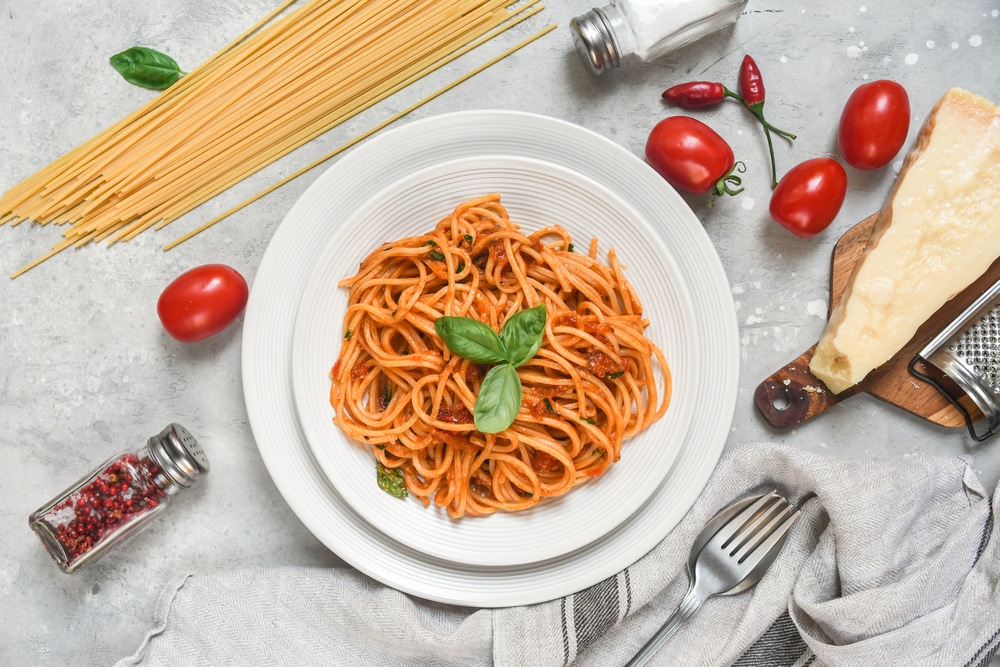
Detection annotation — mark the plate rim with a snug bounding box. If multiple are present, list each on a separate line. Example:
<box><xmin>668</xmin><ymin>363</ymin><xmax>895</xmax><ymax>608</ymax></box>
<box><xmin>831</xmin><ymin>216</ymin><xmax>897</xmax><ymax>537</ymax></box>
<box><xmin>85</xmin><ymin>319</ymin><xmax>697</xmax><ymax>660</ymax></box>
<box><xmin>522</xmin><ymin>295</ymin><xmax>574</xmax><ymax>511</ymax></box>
<box><xmin>288</xmin><ymin>152</ymin><xmax>697</xmax><ymax>567</ymax></box>
<box><xmin>242</xmin><ymin>108</ymin><xmax>739</xmax><ymax>607</ymax></box>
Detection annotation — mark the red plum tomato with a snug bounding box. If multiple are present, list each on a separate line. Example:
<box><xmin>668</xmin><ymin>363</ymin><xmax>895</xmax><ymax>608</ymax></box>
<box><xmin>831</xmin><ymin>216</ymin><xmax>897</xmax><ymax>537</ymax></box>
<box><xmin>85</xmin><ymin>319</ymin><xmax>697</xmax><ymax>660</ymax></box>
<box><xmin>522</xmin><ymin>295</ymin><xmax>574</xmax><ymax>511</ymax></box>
<box><xmin>838</xmin><ymin>80</ymin><xmax>910</xmax><ymax>170</ymax></box>
<box><xmin>645</xmin><ymin>116</ymin><xmax>742</xmax><ymax>198</ymax></box>
<box><xmin>157</xmin><ymin>264</ymin><xmax>249</xmax><ymax>342</ymax></box>
<box><xmin>769</xmin><ymin>158</ymin><xmax>848</xmax><ymax>238</ymax></box>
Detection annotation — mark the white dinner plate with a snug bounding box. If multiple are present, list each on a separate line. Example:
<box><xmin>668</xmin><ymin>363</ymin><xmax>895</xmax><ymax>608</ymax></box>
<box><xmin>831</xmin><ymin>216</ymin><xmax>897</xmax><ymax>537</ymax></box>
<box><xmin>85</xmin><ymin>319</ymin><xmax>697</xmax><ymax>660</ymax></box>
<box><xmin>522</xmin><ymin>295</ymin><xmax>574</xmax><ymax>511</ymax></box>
<box><xmin>243</xmin><ymin>110</ymin><xmax>739</xmax><ymax>607</ymax></box>
<box><xmin>291</xmin><ymin>154</ymin><xmax>696</xmax><ymax>567</ymax></box>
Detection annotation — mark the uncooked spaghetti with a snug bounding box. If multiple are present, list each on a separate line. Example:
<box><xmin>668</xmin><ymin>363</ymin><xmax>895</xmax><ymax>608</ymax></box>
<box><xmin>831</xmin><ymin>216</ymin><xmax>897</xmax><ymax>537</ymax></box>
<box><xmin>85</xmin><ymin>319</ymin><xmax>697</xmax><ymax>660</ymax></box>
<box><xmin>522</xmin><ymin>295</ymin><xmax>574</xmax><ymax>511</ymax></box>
<box><xmin>1</xmin><ymin>0</ymin><xmax>549</xmax><ymax>276</ymax></box>
<box><xmin>329</xmin><ymin>193</ymin><xmax>670</xmax><ymax>518</ymax></box>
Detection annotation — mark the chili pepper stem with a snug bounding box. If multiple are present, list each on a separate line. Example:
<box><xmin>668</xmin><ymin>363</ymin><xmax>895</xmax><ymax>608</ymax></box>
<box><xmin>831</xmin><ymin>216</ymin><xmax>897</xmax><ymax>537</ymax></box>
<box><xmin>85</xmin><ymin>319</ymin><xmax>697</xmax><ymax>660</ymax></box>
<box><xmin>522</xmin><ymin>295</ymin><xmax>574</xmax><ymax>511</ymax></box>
<box><xmin>759</xmin><ymin>117</ymin><xmax>796</xmax><ymax>139</ymax></box>
<box><xmin>746</xmin><ymin>105</ymin><xmax>796</xmax><ymax>140</ymax></box>
<box><xmin>722</xmin><ymin>86</ymin><xmax>743</xmax><ymax>103</ymax></box>
<box><xmin>762</xmin><ymin>126</ymin><xmax>778</xmax><ymax>189</ymax></box>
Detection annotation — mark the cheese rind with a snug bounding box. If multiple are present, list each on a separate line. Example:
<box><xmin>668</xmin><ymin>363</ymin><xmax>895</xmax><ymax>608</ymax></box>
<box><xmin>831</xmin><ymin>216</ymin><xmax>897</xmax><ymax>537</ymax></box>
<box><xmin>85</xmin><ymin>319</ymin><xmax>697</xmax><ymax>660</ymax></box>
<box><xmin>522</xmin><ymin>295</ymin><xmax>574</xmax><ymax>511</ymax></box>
<box><xmin>810</xmin><ymin>88</ymin><xmax>1000</xmax><ymax>394</ymax></box>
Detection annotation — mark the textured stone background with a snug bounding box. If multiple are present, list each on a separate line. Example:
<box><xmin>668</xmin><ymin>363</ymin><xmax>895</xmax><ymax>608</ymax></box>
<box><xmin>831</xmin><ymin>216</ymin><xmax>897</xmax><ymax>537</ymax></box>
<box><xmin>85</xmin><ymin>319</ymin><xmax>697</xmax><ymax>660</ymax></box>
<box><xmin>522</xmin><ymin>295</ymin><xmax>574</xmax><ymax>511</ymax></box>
<box><xmin>1</xmin><ymin>1</ymin><xmax>998</xmax><ymax>664</ymax></box>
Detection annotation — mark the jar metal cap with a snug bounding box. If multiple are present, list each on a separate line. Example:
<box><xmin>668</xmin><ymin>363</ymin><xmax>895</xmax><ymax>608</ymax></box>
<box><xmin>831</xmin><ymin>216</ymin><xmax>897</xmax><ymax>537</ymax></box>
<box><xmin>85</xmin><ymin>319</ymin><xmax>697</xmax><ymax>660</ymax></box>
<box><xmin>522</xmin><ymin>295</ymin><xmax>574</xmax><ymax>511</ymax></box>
<box><xmin>148</xmin><ymin>423</ymin><xmax>209</xmax><ymax>488</ymax></box>
<box><xmin>570</xmin><ymin>8</ymin><xmax>620</xmax><ymax>75</ymax></box>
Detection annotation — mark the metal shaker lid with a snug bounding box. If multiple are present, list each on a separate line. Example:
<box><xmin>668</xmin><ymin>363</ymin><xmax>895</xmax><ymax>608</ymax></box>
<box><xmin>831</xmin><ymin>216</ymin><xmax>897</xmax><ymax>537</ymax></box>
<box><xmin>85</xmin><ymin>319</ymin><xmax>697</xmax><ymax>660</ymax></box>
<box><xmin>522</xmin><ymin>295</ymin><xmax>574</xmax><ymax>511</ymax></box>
<box><xmin>569</xmin><ymin>8</ymin><xmax>621</xmax><ymax>75</ymax></box>
<box><xmin>147</xmin><ymin>423</ymin><xmax>209</xmax><ymax>488</ymax></box>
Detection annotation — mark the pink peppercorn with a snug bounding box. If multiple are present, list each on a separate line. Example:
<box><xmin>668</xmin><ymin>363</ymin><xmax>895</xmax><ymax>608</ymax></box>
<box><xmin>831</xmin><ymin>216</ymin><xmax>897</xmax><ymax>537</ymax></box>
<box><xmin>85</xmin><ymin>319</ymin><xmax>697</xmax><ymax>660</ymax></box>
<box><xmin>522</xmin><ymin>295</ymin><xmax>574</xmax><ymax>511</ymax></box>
<box><xmin>29</xmin><ymin>424</ymin><xmax>208</xmax><ymax>573</ymax></box>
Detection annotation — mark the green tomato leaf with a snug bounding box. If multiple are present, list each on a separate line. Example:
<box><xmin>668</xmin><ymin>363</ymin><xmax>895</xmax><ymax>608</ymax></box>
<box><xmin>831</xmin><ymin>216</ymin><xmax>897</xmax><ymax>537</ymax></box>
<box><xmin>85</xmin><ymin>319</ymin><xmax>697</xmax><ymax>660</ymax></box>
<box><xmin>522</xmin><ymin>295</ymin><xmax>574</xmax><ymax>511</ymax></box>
<box><xmin>500</xmin><ymin>304</ymin><xmax>546</xmax><ymax>367</ymax></box>
<box><xmin>110</xmin><ymin>46</ymin><xmax>186</xmax><ymax>90</ymax></box>
<box><xmin>474</xmin><ymin>363</ymin><xmax>522</xmax><ymax>433</ymax></box>
<box><xmin>435</xmin><ymin>316</ymin><xmax>508</xmax><ymax>364</ymax></box>
<box><xmin>376</xmin><ymin>461</ymin><xmax>408</xmax><ymax>499</ymax></box>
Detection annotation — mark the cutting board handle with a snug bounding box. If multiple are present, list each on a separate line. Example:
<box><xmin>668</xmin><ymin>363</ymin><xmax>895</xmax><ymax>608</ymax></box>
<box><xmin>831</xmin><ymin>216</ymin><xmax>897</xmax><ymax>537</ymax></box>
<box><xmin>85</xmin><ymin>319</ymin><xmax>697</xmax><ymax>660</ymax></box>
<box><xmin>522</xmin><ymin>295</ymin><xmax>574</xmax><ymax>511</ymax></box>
<box><xmin>754</xmin><ymin>346</ymin><xmax>848</xmax><ymax>428</ymax></box>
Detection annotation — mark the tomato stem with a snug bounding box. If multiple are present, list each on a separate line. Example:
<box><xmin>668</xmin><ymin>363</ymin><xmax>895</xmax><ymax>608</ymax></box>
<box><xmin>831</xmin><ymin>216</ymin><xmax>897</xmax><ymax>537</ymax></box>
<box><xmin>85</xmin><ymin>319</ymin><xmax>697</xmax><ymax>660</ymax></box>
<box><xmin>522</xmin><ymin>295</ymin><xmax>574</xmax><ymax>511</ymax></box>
<box><xmin>708</xmin><ymin>161</ymin><xmax>746</xmax><ymax>208</ymax></box>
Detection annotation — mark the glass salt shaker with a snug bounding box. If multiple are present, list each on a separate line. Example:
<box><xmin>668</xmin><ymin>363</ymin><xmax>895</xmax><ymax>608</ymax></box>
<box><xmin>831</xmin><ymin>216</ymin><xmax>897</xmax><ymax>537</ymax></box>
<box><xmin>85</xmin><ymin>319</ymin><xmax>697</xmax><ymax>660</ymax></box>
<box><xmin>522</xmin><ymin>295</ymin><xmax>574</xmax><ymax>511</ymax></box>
<box><xmin>570</xmin><ymin>0</ymin><xmax>749</xmax><ymax>75</ymax></box>
<box><xmin>29</xmin><ymin>423</ymin><xmax>209</xmax><ymax>573</ymax></box>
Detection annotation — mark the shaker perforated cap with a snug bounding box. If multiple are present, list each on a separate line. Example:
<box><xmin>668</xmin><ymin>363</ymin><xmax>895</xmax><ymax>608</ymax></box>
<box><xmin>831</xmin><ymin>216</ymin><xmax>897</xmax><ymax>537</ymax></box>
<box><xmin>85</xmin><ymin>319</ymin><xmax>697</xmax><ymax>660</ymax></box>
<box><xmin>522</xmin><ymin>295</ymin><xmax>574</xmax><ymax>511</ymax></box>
<box><xmin>569</xmin><ymin>8</ymin><xmax>621</xmax><ymax>75</ymax></box>
<box><xmin>147</xmin><ymin>423</ymin><xmax>209</xmax><ymax>488</ymax></box>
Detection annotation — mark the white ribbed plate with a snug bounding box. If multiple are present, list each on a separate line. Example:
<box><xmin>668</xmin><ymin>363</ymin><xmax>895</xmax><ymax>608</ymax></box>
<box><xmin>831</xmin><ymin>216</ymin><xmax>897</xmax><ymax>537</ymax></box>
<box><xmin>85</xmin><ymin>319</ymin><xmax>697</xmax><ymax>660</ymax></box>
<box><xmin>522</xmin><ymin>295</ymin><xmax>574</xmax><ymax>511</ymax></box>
<box><xmin>291</xmin><ymin>155</ymin><xmax>694</xmax><ymax>567</ymax></box>
<box><xmin>243</xmin><ymin>110</ymin><xmax>739</xmax><ymax>607</ymax></box>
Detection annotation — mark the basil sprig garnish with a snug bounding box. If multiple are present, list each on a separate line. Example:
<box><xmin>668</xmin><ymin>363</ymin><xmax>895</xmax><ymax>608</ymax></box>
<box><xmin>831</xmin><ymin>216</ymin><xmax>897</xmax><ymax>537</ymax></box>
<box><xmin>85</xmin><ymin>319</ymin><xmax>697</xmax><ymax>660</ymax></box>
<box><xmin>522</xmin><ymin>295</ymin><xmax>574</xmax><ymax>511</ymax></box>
<box><xmin>434</xmin><ymin>317</ymin><xmax>509</xmax><ymax>364</ymax></box>
<box><xmin>110</xmin><ymin>47</ymin><xmax>186</xmax><ymax>90</ymax></box>
<box><xmin>473</xmin><ymin>362</ymin><xmax>522</xmax><ymax>433</ymax></box>
<box><xmin>435</xmin><ymin>304</ymin><xmax>546</xmax><ymax>434</ymax></box>
<box><xmin>500</xmin><ymin>306</ymin><xmax>547</xmax><ymax>366</ymax></box>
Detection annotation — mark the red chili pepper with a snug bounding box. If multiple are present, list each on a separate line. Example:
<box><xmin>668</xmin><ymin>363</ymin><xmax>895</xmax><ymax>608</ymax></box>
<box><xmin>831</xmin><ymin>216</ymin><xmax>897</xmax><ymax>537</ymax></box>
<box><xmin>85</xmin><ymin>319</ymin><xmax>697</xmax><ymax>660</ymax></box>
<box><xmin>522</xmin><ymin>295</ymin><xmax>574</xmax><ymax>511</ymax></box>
<box><xmin>739</xmin><ymin>55</ymin><xmax>766</xmax><ymax>108</ymax></box>
<box><xmin>738</xmin><ymin>54</ymin><xmax>796</xmax><ymax>189</ymax></box>
<box><xmin>661</xmin><ymin>81</ymin><xmax>741</xmax><ymax>108</ymax></box>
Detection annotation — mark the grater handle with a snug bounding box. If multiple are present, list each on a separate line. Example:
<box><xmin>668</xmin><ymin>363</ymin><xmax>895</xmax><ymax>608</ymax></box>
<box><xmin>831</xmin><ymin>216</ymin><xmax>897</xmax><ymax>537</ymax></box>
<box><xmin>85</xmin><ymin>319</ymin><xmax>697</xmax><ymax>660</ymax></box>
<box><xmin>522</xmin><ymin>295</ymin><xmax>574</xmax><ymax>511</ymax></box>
<box><xmin>908</xmin><ymin>356</ymin><xmax>995</xmax><ymax>441</ymax></box>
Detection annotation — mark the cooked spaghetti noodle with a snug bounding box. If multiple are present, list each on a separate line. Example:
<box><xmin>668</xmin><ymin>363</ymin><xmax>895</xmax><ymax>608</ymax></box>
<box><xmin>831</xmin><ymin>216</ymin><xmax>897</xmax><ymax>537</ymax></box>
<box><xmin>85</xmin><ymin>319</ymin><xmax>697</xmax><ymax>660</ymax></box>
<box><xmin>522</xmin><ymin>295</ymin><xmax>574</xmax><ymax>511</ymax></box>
<box><xmin>330</xmin><ymin>193</ymin><xmax>670</xmax><ymax>518</ymax></box>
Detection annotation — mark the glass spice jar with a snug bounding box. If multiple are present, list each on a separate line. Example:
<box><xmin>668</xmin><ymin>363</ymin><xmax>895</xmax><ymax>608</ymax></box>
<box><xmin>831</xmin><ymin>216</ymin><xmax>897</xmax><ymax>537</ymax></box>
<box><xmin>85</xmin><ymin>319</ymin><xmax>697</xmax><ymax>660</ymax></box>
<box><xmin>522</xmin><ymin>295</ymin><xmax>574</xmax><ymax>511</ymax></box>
<box><xmin>29</xmin><ymin>423</ymin><xmax>209</xmax><ymax>573</ymax></box>
<box><xmin>570</xmin><ymin>0</ymin><xmax>749</xmax><ymax>75</ymax></box>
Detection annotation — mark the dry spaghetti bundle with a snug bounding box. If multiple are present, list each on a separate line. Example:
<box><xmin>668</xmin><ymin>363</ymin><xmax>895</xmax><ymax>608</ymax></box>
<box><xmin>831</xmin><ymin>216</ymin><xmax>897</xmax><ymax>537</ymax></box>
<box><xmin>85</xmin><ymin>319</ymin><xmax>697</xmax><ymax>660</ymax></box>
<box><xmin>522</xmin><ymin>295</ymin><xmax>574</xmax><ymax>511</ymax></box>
<box><xmin>329</xmin><ymin>193</ymin><xmax>671</xmax><ymax>518</ymax></box>
<box><xmin>0</xmin><ymin>0</ymin><xmax>544</xmax><ymax>275</ymax></box>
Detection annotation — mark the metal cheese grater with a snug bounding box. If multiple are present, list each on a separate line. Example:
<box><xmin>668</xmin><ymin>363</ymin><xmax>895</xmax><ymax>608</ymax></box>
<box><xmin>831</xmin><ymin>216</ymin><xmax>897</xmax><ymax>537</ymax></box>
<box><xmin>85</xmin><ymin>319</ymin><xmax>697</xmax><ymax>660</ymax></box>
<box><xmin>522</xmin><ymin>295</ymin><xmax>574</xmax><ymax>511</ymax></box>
<box><xmin>909</xmin><ymin>277</ymin><xmax>1000</xmax><ymax>441</ymax></box>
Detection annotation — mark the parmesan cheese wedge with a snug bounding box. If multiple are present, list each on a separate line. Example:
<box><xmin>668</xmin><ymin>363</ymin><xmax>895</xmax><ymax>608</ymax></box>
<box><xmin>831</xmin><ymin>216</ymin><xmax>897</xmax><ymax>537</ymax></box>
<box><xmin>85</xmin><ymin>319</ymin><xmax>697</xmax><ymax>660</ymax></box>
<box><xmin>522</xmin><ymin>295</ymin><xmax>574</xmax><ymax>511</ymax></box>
<box><xmin>810</xmin><ymin>87</ymin><xmax>1000</xmax><ymax>394</ymax></box>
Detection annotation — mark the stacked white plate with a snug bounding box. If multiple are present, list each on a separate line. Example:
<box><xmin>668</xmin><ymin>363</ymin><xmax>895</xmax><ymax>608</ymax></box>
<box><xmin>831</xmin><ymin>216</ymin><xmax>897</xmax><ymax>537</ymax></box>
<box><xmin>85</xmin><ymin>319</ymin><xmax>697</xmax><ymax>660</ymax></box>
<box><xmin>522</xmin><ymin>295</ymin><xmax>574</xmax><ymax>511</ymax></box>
<box><xmin>242</xmin><ymin>110</ymin><xmax>739</xmax><ymax>607</ymax></box>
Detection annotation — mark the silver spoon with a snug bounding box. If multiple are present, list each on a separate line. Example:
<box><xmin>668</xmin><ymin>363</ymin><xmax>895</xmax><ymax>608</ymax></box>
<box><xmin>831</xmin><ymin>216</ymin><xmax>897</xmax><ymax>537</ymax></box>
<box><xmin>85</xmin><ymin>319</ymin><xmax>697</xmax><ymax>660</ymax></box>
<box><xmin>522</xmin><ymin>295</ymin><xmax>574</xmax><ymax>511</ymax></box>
<box><xmin>626</xmin><ymin>491</ymin><xmax>800</xmax><ymax>666</ymax></box>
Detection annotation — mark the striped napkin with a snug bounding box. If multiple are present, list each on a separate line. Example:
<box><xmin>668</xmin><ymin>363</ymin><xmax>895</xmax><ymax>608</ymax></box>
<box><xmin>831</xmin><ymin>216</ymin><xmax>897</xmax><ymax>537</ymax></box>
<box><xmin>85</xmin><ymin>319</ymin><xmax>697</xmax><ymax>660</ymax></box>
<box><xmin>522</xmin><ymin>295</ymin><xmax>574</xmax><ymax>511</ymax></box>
<box><xmin>115</xmin><ymin>442</ymin><xmax>999</xmax><ymax>666</ymax></box>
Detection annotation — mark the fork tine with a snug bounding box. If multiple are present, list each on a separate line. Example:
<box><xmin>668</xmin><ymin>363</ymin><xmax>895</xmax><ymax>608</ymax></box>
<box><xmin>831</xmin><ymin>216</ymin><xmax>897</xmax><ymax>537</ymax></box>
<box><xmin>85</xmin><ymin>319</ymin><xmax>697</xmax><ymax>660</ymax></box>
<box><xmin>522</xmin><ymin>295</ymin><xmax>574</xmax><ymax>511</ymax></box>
<box><xmin>739</xmin><ymin>508</ymin><xmax>800</xmax><ymax>569</ymax></box>
<box><xmin>733</xmin><ymin>501</ymin><xmax>793</xmax><ymax>562</ymax></box>
<box><xmin>725</xmin><ymin>495</ymin><xmax>790</xmax><ymax>552</ymax></box>
<box><xmin>711</xmin><ymin>491</ymin><xmax>779</xmax><ymax>547</ymax></box>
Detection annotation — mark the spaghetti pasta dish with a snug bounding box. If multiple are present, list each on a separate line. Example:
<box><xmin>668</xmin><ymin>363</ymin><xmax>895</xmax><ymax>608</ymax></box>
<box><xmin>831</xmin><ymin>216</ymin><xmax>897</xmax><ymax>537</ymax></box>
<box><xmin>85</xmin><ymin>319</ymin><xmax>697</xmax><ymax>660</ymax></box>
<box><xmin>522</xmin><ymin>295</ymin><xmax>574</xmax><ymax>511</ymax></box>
<box><xmin>329</xmin><ymin>193</ymin><xmax>670</xmax><ymax>518</ymax></box>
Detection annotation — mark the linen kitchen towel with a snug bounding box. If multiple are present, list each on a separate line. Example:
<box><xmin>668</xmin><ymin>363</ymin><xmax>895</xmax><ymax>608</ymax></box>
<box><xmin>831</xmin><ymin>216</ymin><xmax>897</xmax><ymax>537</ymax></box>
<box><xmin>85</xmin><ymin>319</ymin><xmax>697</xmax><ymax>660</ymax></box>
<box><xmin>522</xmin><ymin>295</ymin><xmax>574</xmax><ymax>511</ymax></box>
<box><xmin>116</xmin><ymin>442</ymin><xmax>1000</xmax><ymax>666</ymax></box>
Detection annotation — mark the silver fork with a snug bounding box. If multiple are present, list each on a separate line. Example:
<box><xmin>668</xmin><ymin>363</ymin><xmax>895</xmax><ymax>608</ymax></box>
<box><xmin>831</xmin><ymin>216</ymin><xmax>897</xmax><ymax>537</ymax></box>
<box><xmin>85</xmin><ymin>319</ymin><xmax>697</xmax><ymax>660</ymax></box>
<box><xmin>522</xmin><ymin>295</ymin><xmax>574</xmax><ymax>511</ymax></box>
<box><xmin>625</xmin><ymin>491</ymin><xmax>800</xmax><ymax>666</ymax></box>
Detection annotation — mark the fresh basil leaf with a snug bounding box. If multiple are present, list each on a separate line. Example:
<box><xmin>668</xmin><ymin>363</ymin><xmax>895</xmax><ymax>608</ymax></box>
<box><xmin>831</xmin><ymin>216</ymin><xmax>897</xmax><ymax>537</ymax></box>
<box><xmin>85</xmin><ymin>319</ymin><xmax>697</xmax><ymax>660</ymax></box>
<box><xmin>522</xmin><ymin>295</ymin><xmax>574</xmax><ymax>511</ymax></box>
<box><xmin>474</xmin><ymin>362</ymin><xmax>522</xmax><ymax>433</ymax></box>
<box><xmin>376</xmin><ymin>461</ymin><xmax>408</xmax><ymax>498</ymax></box>
<box><xmin>500</xmin><ymin>304</ymin><xmax>546</xmax><ymax>367</ymax></box>
<box><xmin>435</xmin><ymin>316</ymin><xmax>508</xmax><ymax>364</ymax></box>
<box><xmin>110</xmin><ymin>46</ymin><xmax>185</xmax><ymax>90</ymax></box>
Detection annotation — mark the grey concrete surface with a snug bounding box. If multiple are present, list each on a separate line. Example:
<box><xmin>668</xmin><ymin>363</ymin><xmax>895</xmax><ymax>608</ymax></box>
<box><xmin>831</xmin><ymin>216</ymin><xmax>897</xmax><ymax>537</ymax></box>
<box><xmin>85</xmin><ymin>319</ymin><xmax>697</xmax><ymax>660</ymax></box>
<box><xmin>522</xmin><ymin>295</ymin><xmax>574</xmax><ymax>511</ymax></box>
<box><xmin>1</xmin><ymin>1</ymin><xmax>998</xmax><ymax>664</ymax></box>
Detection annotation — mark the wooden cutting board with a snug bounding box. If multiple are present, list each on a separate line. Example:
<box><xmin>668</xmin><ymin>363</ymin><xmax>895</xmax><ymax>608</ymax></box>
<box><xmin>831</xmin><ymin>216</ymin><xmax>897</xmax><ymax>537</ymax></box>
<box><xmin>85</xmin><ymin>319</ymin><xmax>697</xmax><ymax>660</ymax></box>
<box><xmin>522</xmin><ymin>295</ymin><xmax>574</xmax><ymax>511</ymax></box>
<box><xmin>754</xmin><ymin>212</ymin><xmax>1000</xmax><ymax>430</ymax></box>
